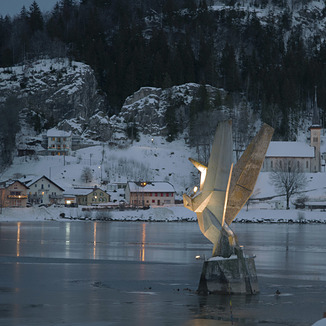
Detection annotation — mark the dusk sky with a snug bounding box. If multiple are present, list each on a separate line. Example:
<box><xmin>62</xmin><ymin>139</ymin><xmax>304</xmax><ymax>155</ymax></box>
<box><xmin>0</xmin><ymin>0</ymin><xmax>62</xmax><ymax>17</ymax></box>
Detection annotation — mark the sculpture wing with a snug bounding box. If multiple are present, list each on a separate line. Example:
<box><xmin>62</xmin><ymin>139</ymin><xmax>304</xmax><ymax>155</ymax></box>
<box><xmin>225</xmin><ymin>123</ymin><xmax>274</xmax><ymax>225</ymax></box>
<box><xmin>203</xmin><ymin>120</ymin><xmax>233</xmax><ymax>195</ymax></box>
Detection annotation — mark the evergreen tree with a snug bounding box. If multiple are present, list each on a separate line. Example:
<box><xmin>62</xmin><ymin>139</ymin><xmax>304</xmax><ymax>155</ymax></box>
<box><xmin>0</xmin><ymin>96</ymin><xmax>21</xmax><ymax>167</ymax></box>
<box><xmin>28</xmin><ymin>1</ymin><xmax>44</xmax><ymax>33</ymax></box>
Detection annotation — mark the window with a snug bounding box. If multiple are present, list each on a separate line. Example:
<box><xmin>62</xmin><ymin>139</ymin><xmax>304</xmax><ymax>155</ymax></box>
<box><xmin>161</xmin><ymin>193</ymin><xmax>163</xmax><ymax>197</ymax></box>
<box><xmin>10</xmin><ymin>191</ymin><xmax>21</xmax><ymax>196</ymax></box>
<box><xmin>52</xmin><ymin>137</ymin><xmax>55</xmax><ymax>141</ymax></box>
<box><xmin>166</xmin><ymin>193</ymin><xmax>169</xmax><ymax>197</ymax></box>
<box><xmin>313</xmin><ymin>137</ymin><xmax>318</xmax><ymax>143</ymax></box>
<box><xmin>35</xmin><ymin>184</ymin><xmax>37</xmax><ymax>188</ymax></box>
<box><xmin>48</xmin><ymin>184</ymin><xmax>50</xmax><ymax>188</ymax></box>
<box><xmin>150</xmin><ymin>193</ymin><xmax>152</xmax><ymax>197</ymax></box>
<box><xmin>155</xmin><ymin>193</ymin><xmax>158</xmax><ymax>197</ymax></box>
<box><xmin>41</xmin><ymin>184</ymin><xmax>44</xmax><ymax>189</ymax></box>
<box><xmin>271</xmin><ymin>161</ymin><xmax>273</xmax><ymax>169</ymax></box>
<box><xmin>306</xmin><ymin>161</ymin><xmax>309</xmax><ymax>168</ymax></box>
<box><xmin>152</xmin><ymin>200</ymin><xmax>155</xmax><ymax>203</ymax></box>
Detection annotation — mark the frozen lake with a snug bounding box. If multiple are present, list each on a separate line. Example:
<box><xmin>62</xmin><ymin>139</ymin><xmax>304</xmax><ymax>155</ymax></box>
<box><xmin>0</xmin><ymin>221</ymin><xmax>325</xmax><ymax>325</ymax></box>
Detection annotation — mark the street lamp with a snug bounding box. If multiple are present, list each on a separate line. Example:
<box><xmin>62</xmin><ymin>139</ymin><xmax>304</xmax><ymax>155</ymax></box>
<box><xmin>98</xmin><ymin>166</ymin><xmax>102</xmax><ymax>183</ymax></box>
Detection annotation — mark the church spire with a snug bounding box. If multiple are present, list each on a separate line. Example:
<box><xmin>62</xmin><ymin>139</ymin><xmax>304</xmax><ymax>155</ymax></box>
<box><xmin>312</xmin><ymin>86</ymin><xmax>321</xmax><ymax>127</ymax></box>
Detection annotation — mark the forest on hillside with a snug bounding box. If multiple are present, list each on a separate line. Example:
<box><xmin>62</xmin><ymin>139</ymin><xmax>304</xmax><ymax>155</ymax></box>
<box><xmin>1</xmin><ymin>0</ymin><xmax>326</xmax><ymax>140</ymax></box>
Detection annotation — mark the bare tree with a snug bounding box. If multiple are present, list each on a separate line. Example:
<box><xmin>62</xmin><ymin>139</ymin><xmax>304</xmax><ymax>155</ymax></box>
<box><xmin>81</xmin><ymin>167</ymin><xmax>93</xmax><ymax>183</ymax></box>
<box><xmin>270</xmin><ymin>159</ymin><xmax>307</xmax><ymax>210</ymax></box>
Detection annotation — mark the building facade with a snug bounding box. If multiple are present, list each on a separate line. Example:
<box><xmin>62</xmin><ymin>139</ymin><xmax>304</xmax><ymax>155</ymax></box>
<box><xmin>262</xmin><ymin>141</ymin><xmax>315</xmax><ymax>172</ymax></box>
<box><xmin>125</xmin><ymin>181</ymin><xmax>175</xmax><ymax>207</ymax></box>
<box><xmin>0</xmin><ymin>180</ymin><xmax>29</xmax><ymax>208</ymax></box>
<box><xmin>25</xmin><ymin>176</ymin><xmax>65</xmax><ymax>205</ymax></box>
<box><xmin>64</xmin><ymin>187</ymin><xmax>110</xmax><ymax>206</ymax></box>
<box><xmin>47</xmin><ymin>128</ymin><xmax>72</xmax><ymax>156</ymax></box>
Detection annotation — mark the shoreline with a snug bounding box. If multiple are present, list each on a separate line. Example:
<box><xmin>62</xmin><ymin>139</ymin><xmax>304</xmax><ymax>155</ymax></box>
<box><xmin>0</xmin><ymin>206</ymin><xmax>326</xmax><ymax>224</ymax></box>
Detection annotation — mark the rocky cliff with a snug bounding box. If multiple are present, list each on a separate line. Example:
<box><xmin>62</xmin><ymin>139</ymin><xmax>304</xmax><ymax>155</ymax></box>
<box><xmin>0</xmin><ymin>58</ymin><xmax>106</xmax><ymax>121</ymax></box>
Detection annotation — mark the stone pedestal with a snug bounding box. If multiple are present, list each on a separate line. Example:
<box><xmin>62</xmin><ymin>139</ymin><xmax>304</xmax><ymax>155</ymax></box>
<box><xmin>197</xmin><ymin>251</ymin><xmax>259</xmax><ymax>295</ymax></box>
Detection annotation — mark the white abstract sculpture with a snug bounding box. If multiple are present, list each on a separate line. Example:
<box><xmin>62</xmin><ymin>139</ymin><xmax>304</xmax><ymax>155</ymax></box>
<box><xmin>184</xmin><ymin>120</ymin><xmax>274</xmax><ymax>258</ymax></box>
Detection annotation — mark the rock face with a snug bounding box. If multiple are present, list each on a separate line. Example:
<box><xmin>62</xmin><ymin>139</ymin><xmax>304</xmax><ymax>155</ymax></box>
<box><xmin>119</xmin><ymin>83</ymin><xmax>228</xmax><ymax>137</ymax></box>
<box><xmin>1</xmin><ymin>58</ymin><xmax>258</xmax><ymax>148</ymax></box>
<box><xmin>0</xmin><ymin>58</ymin><xmax>106</xmax><ymax>120</ymax></box>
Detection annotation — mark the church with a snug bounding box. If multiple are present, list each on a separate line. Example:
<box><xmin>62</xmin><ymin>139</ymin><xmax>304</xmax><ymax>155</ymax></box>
<box><xmin>262</xmin><ymin>91</ymin><xmax>322</xmax><ymax>173</ymax></box>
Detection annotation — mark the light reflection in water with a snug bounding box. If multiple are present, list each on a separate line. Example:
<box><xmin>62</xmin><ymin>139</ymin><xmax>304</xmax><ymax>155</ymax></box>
<box><xmin>16</xmin><ymin>222</ymin><xmax>21</xmax><ymax>257</ymax></box>
<box><xmin>140</xmin><ymin>223</ymin><xmax>146</xmax><ymax>262</ymax></box>
<box><xmin>65</xmin><ymin>223</ymin><xmax>70</xmax><ymax>245</ymax></box>
<box><xmin>93</xmin><ymin>222</ymin><xmax>97</xmax><ymax>259</ymax></box>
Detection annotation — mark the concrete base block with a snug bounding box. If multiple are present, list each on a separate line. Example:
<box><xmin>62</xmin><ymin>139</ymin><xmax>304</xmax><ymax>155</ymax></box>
<box><xmin>197</xmin><ymin>254</ymin><xmax>259</xmax><ymax>295</ymax></box>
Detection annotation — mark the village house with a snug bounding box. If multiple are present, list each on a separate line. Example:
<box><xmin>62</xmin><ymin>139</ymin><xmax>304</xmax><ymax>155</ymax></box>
<box><xmin>47</xmin><ymin>128</ymin><xmax>72</xmax><ymax>156</ymax></box>
<box><xmin>0</xmin><ymin>180</ymin><xmax>29</xmax><ymax>208</ymax></box>
<box><xmin>64</xmin><ymin>187</ymin><xmax>110</xmax><ymax>206</ymax></box>
<box><xmin>125</xmin><ymin>181</ymin><xmax>176</xmax><ymax>207</ymax></box>
<box><xmin>25</xmin><ymin>176</ymin><xmax>65</xmax><ymax>206</ymax></box>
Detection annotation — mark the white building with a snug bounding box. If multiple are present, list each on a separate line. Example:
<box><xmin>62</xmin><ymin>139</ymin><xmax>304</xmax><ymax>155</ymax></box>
<box><xmin>25</xmin><ymin>175</ymin><xmax>65</xmax><ymax>205</ymax></box>
<box><xmin>262</xmin><ymin>90</ymin><xmax>322</xmax><ymax>173</ymax></box>
<box><xmin>262</xmin><ymin>141</ymin><xmax>315</xmax><ymax>172</ymax></box>
<box><xmin>125</xmin><ymin>181</ymin><xmax>175</xmax><ymax>207</ymax></box>
<box><xmin>47</xmin><ymin>128</ymin><xmax>72</xmax><ymax>156</ymax></box>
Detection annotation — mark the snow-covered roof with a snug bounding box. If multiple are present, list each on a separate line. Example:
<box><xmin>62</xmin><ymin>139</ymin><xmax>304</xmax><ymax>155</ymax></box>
<box><xmin>0</xmin><ymin>179</ymin><xmax>29</xmax><ymax>189</ymax></box>
<box><xmin>265</xmin><ymin>141</ymin><xmax>314</xmax><ymax>158</ymax></box>
<box><xmin>47</xmin><ymin>128</ymin><xmax>72</xmax><ymax>138</ymax></box>
<box><xmin>127</xmin><ymin>181</ymin><xmax>175</xmax><ymax>193</ymax></box>
<box><xmin>24</xmin><ymin>175</ymin><xmax>65</xmax><ymax>191</ymax></box>
<box><xmin>64</xmin><ymin>187</ymin><xmax>105</xmax><ymax>196</ymax></box>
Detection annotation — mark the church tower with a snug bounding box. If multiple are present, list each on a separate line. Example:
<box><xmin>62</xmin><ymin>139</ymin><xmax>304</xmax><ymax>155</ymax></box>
<box><xmin>309</xmin><ymin>86</ymin><xmax>322</xmax><ymax>172</ymax></box>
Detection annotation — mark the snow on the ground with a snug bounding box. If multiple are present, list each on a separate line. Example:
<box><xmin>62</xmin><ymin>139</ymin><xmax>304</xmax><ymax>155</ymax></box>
<box><xmin>0</xmin><ymin>205</ymin><xmax>325</xmax><ymax>223</ymax></box>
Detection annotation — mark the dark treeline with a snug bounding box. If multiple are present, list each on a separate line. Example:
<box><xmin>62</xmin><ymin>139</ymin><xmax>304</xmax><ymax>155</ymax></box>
<box><xmin>1</xmin><ymin>0</ymin><xmax>326</xmax><ymax>139</ymax></box>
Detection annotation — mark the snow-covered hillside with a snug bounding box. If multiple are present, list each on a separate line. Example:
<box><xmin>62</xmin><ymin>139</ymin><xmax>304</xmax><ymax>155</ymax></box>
<box><xmin>2</xmin><ymin>127</ymin><xmax>326</xmax><ymax>206</ymax></box>
<box><xmin>1</xmin><ymin>134</ymin><xmax>198</xmax><ymax>199</ymax></box>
